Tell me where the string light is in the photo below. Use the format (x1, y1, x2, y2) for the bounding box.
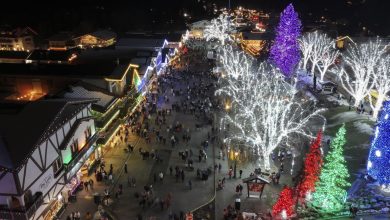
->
(272, 186, 295, 219)
(368, 56, 390, 119)
(203, 14, 233, 46)
(297, 130, 323, 203)
(339, 38, 387, 107)
(367, 101, 390, 189)
(269, 3, 301, 77)
(310, 124, 350, 213)
(217, 46, 325, 171)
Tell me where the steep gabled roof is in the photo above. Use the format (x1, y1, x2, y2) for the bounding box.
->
(0, 99, 95, 171)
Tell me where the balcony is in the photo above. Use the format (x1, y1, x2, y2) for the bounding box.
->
(64, 133, 99, 174)
(95, 104, 121, 129)
(0, 192, 43, 220)
(96, 118, 121, 145)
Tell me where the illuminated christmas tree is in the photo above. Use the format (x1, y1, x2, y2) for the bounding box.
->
(310, 124, 350, 213)
(298, 130, 323, 202)
(269, 3, 302, 78)
(367, 101, 390, 190)
(272, 186, 295, 219)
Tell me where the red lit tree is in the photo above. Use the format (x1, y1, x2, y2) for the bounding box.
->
(272, 186, 295, 219)
(298, 130, 323, 203)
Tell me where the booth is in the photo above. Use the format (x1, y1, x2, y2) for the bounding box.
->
(242, 175, 270, 198)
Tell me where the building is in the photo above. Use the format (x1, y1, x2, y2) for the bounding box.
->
(236, 32, 273, 57)
(75, 30, 117, 48)
(26, 50, 78, 64)
(187, 20, 210, 39)
(0, 99, 98, 220)
(61, 85, 125, 150)
(116, 38, 168, 51)
(0, 27, 37, 51)
(0, 49, 140, 101)
(0, 51, 30, 64)
(47, 33, 76, 51)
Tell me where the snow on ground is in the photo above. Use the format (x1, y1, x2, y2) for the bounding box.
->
(353, 121, 374, 136)
(345, 143, 371, 150)
(326, 95, 350, 106)
(328, 111, 371, 128)
(304, 90, 318, 102)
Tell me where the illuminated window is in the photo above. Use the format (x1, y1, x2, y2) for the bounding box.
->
(70, 139, 79, 156)
(52, 157, 63, 177)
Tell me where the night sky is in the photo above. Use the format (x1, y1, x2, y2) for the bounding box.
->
(1, 0, 389, 36)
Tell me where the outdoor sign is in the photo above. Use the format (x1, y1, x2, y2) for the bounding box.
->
(248, 182, 264, 192)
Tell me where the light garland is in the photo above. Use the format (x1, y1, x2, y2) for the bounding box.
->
(310, 124, 350, 213)
(339, 38, 387, 107)
(203, 14, 233, 46)
(217, 46, 326, 170)
(367, 101, 390, 188)
(269, 3, 301, 77)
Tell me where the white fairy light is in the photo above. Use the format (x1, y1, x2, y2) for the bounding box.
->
(203, 14, 233, 46)
(217, 46, 326, 171)
(340, 38, 387, 107)
(299, 31, 339, 81)
(369, 55, 390, 119)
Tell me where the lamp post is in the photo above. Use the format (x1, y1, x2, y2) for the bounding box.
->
(233, 151, 238, 178)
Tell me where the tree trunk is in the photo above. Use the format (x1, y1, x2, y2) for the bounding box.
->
(373, 95, 385, 120)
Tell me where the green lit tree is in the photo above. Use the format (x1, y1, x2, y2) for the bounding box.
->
(309, 124, 350, 213)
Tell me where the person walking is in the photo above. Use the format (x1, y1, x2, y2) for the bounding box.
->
(239, 169, 243, 178)
(188, 180, 192, 190)
(181, 170, 185, 182)
(85, 212, 92, 220)
(124, 162, 128, 174)
(84, 181, 89, 191)
(159, 172, 164, 182)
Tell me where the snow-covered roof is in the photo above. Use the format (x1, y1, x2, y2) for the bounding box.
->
(63, 86, 117, 111)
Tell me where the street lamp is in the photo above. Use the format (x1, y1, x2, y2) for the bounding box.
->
(233, 151, 238, 178)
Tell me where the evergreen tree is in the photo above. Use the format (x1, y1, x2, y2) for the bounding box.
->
(310, 125, 350, 213)
(273, 186, 295, 219)
(269, 3, 302, 78)
(367, 101, 390, 188)
(298, 130, 323, 202)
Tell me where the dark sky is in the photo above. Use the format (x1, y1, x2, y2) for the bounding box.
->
(1, 0, 389, 36)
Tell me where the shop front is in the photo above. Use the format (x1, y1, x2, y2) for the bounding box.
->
(42, 193, 65, 220)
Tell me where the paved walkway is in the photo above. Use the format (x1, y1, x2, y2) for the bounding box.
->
(61, 64, 218, 219)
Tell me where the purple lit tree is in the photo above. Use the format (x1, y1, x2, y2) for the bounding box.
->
(269, 4, 302, 78)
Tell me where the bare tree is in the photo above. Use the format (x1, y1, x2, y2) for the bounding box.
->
(370, 55, 390, 119)
(217, 47, 325, 170)
(340, 38, 387, 107)
(203, 14, 232, 46)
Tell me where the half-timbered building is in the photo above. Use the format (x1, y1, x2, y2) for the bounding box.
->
(0, 99, 98, 220)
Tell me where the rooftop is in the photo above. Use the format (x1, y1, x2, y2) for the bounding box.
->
(88, 30, 117, 41)
(0, 99, 95, 171)
(116, 38, 167, 50)
(62, 86, 117, 112)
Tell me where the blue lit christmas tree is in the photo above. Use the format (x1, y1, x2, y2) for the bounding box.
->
(367, 101, 390, 188)
(269, 3, 302, 78)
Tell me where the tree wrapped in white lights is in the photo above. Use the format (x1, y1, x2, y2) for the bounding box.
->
(217, 47, 326, 170)
(299, 32, 315, 71)
(340, 38, 387, 107)
(316, 48, 339, 81)
(369, 56, 390, 119)
(299, 31, 338, 81)
(203, 14, 233, 45)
